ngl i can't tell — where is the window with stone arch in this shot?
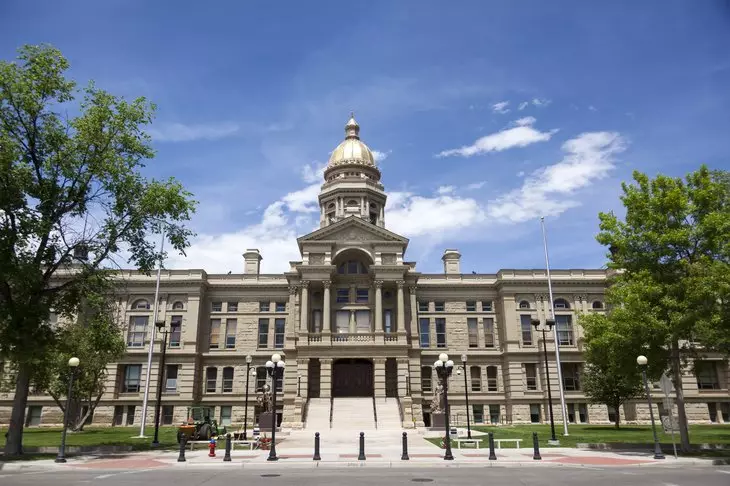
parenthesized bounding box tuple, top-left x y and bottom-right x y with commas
(553, 298, 570, 310)
(518, 300, 530, 309)
(592, 301, 604, 310)
(172, 301, 184, 310)
(132, 299, 150, 310)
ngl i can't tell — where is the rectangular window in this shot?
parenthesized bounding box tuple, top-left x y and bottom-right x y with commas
(122, 364, 142, 393)
(556, 314, 574, 346)
(220, 405, 232, 426)
(260, 301, 270, 312)
(696, 362, 720, 390)
(486, 366, 498, 392)
(418, 301, 429, 312)
(530, 404, 541, 423)
(561, 363, 581, 391)
(274, 318, 285, 348)
(127, 316, 147, 347)
(435, 318, 446, 348)
(275, 302, 286, 312)
(467, 318, 478, 348)
(256, 367, 267, 391)
(225, 319, 237, 349)
(169, 316, 182, 347)
(113, 405, 124, 426)
(162, 405, 175, 425)
(209, 319, 221, 349)
(384, 310, 393, 333)
(483, 318, 495, 348)
(472, 405, 484, 424)
(434, 302, 445, 312)
(607, 405, 617, 423)
(336, 288, 349, 303)
(520, 315, 533, 345)
(258, 319, 269, 347)
(212, 301, 222, 312)
(227, 301, 238, 312)
(126, 405, 136, 425)
(205, 367, 217, 393)
(165, 364, 178, 392)
(419, 318, 430, 348)
(355, 310, 370, 333)
(312, 310, 322, 333)
(481, 301, 493, 312)
(348, 261, 358, 274)
(421, 366, 432, 393)
(489, 405, 500, 424)
(356, 288, 369, 303)
(25, 406, 42, 426)
(466, 301, 477, 312)
(578, 403, 588, 423)
(470, 366, 482, 392)
(335, 310, 349, 333)
(222, 367, 234, 393)
(525, 363, 538, 391)
(708, 403, 718, 423)
(721, 403, 730, 423)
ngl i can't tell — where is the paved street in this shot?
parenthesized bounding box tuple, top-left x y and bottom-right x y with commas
(1, 465, 729, 486)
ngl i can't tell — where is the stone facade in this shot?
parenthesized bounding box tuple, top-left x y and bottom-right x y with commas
(2, 116, 729, 430)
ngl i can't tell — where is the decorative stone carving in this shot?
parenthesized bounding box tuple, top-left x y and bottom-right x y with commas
(309, 253, 325, 265)
(574, 293, 588, 303)
(408, 285, 417, 293)
(289, 285, 299, 294)
(373, 280, 384, 289)
(322, 280, 331, 289)
(300, 280, 310, 288)
(396, 280, 406, 288)
(382, 253, 396, 265)
(430, 383, 445, 414)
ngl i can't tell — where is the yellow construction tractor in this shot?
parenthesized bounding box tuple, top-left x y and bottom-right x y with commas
(176, 406, 226, 443)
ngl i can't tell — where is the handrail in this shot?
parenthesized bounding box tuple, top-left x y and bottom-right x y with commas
(302, 397, 310, 424)
(329, 396, 334, 429)
(396, 397, 404, 424)
(372, 396, 378, 430)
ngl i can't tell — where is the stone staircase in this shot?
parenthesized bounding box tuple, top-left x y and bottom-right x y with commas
(331, 398, 376, 431)
(304, 398, 331, 431)
(374, 397, 402, 429)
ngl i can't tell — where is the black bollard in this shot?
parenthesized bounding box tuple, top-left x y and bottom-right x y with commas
(488, 432, 497, 461)
(401, 432, 410, 461)
(532, 432, 542, 460)
(223, 433, 232, 462)
(358, 432, 366, 461)
(177, 436, 187, 462)
(313, 432, 321, 461)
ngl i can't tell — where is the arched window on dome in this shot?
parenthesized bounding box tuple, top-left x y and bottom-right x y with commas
(519, 300, 530, 309)
(553, 298, 570, 310)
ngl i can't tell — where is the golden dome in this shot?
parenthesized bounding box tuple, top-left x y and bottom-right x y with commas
(327, 114, 377, 168)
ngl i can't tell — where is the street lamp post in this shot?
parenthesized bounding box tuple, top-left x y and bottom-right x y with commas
(532, 318, 558, 444)
(456, 354, 472, 439)
(433, 353, 455, 460)
(265, 353, 285, 461)
(637, 355, 665, 460)
(55, 357, 80, 463)
(152, 320, 169, 446)
(243, 355, 253, 440)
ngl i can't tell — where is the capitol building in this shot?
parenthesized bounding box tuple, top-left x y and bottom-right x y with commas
(3, 116, 727, 431)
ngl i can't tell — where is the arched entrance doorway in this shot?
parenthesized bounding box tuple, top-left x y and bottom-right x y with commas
(332, 358, 374, 397)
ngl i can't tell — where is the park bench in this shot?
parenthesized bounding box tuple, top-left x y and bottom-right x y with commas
(453, 438, 481, 449)
(493, 438, 522, 449)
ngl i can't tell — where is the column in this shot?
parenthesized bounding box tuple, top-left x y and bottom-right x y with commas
(349, 310, 356, 334)
(299, 280, 309, 331)
(286, 285, 298, 342)
(322, 280, 331, 334)
(396, 280, 405, 334)
(374, 358, 386, 398)
(374, 280, 383, 331)
(320, 358, 332, 398)
(408, 284, 418, 343)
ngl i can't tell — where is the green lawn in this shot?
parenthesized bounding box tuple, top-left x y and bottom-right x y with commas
(1, 426, 180, 451)
(426, 424, 730, 450)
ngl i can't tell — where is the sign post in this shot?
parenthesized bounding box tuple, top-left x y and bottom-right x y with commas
(659, 374, 678, 459)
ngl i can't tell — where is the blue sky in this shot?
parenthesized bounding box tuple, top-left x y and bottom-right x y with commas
(2, 0, 729, 273)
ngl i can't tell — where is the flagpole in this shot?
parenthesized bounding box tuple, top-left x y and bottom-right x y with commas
(138, 228, 165, 438)
(541, 216, 569, 436)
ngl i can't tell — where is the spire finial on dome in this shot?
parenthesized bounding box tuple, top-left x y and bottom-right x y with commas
(345, 112, 360, 139)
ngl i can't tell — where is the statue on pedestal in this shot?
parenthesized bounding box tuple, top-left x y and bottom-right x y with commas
(429, 383, 445, 414)
(257, 383, 273, 413)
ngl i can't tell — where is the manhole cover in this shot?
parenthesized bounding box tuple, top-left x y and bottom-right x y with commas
(412, 480, 433, 483)
(261, 474, 281, 478)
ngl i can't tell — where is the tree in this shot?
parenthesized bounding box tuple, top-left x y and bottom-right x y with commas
(596, 166, 730, 451)
(580, 312, 650, 429)
(0, 44, 196, 455)
(32, 281, 126, 431)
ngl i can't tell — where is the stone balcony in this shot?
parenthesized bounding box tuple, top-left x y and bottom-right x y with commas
(304, 332, 405, 346)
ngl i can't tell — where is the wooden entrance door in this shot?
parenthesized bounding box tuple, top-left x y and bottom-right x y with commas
(332, 358, 374, 397)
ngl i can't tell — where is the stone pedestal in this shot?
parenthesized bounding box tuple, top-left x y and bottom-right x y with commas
(432, 412, 446, 429)
(259, 412, 276, 430)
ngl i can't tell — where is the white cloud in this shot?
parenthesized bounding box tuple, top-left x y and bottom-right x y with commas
(532, 98, 551, 107)
(518, 101, 529, 111)
(301, 161, 326, 183)
(386, 192, 485, 238)
(465, 181, 486, 190)
(147, 122, 239, 142)
(436, 117, 557, 158)
(486, 131, 626, 223)
(281, 183, 321, 213)
(372, 149, 391, 162)
(588, 105, 598, 112)
(492, 101, 510, 114)
(437, 185, 455, 195)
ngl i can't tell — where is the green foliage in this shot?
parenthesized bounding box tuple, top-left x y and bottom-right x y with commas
(0, 44, 196, 454)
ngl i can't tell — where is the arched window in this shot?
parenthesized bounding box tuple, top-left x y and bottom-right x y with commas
(337, 260, 368, 275)
(486, 366, 498, 391)
(470, 366, 482, 392)
(346, 199, 358, 207)
(553, 298, 570, 310)
(519, 300, 530, 309)
(421, 366, 433, 393)
(132, 299, 150, 310)
(222, 367, 234, 393)
(172, 301, 184, 310)
(592, 301, 604, 310)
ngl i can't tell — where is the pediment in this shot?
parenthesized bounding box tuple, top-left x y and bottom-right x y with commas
(298, 217, 408, 245)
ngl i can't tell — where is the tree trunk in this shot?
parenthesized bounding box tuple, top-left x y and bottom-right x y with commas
(614, 403, 621, 429)
(3, 363, 32, 456)
(671, 339, 691, 452)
